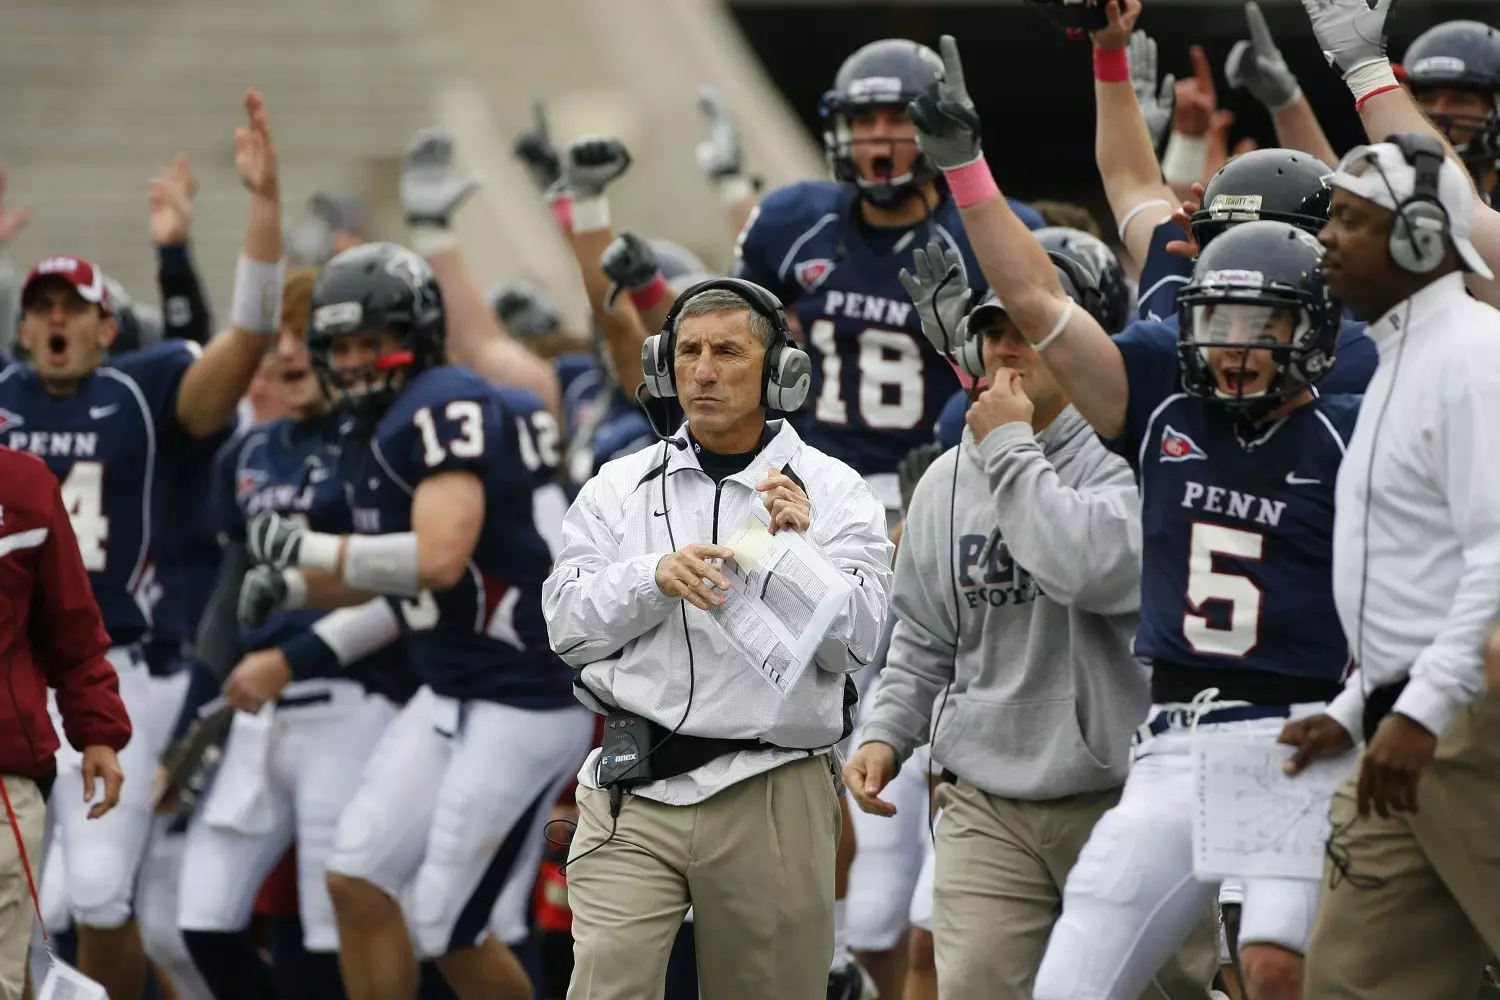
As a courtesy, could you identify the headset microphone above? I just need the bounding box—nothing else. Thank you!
[634,382,687,449]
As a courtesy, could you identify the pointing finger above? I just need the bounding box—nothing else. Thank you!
[1245,1,1277,55]
[1189,45,1216,98]
[938,35,968,100]
[531,100,550,137]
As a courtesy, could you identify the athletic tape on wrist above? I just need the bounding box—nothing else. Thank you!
[570,196,611,233]
[1161,132,1209,186]
[283,569,309,611]
[229,254,286,335]
[410,224,459,257]
[716,175,756,202]
[1093,46,1131,83]
[341,533,422,598]
[297,532,342,574]
[311,598,401,667]
[943,159,999,210]
[1346,60,1400,110]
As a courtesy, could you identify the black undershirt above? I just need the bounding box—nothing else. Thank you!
[1150,662,1344,707]
[688,425,774,484]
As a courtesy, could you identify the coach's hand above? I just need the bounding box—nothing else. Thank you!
[1358,713,1438,819]
[239,565,291,627]
[845,742,901,817]
[967,369,1033,443]
[225,648,294,715]
[656,544,734,611]
[757,466,811,535]
[248,512,304,569]
[81,746,124,820]
[1278,712,1354,775]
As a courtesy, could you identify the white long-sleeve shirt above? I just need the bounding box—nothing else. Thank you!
[1328,273,1500,741]
[542,419,893,804]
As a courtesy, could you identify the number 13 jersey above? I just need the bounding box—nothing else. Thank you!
[732,180,1042,478]
[1107,321,1360,693]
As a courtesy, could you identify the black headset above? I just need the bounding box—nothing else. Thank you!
[1381,132,1451,275]
[640,277,812,412]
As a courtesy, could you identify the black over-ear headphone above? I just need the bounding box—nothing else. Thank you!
[1382,132,1450,275]
[952,252,1102,378]
[640,277,812,412]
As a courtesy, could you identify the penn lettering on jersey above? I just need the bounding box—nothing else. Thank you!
[339,366,572,708]
[732,180,1043,475]
[1106,321,1360,686]
[212,412,407,697]
[0,342,198,646]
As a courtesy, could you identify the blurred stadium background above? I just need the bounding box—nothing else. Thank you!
[2,0,1491,332]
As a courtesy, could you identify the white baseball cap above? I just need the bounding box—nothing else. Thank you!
[1328,141,1494,281]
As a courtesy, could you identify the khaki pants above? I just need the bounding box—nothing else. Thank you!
[1,776,45,1000]
[1305,692,1500,999]
[932,779,1219,1000]
[566,754,841,1000]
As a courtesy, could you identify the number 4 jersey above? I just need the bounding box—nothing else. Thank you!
[1108,321,1360,700]
[339,366,573,708]
[733,180,1043,482]
[0,342,200,646]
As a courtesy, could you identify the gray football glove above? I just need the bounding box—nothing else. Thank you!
[238,566,290,628]
[1226,2,1302,112]
[906,35,983,172]
[898,238,973,358]
[513,100,562,193]
[563,137,632,199]
[1128,32,1177,154]
[402,127,480,228]
[695,87,744,183]
[1298,0,1395,75]
[247,512,304,569]
[601,230,663,310]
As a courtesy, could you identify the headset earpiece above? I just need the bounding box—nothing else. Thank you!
[639,276,811,411]
[954,313,987,379]
[1384,132,1451,275]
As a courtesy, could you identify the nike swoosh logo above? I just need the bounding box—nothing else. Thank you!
[653,509,667,517]
[89,404,119,419]
[1285,472,1321,486]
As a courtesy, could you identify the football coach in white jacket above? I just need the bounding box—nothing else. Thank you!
[845,282,1216,1000]
[543,278,893,1000]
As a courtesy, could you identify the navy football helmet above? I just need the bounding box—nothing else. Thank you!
[1034,227,1131,333]
[819,39,943,209]
[307,242,445,422]
[1189,149,1333,251]
[1177,221,1341,422]
[1402,21,1500,177]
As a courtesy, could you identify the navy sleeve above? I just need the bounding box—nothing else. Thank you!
[730,194,801,304]
[1007,197,1046,232]
[1135,219,1194,322]
[1320,320,1378,395]
[936,389,968,450]
[209,430,248,545]
[1105,319,1183,469]
[111,340,201,440]
[279,631,341,680]
[156,243,213,345]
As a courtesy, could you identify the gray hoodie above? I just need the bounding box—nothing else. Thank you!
[859,406,1151,799]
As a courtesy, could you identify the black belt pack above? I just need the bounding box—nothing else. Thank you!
[597,708,784,788]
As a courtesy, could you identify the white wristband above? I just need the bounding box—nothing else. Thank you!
[716,175,756,202]
[1032,301,1074,354]
[310,598,401,666]
[410,223,459,257]
[570,195,611,233]
[1161,132,1209,186]
[282,569,308,611]
[341,532,422,599]
[230,254,286,335]
[298,532,343,574]
[1344,58,1399,104]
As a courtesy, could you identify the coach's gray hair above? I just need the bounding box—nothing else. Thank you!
[674,288,778,350]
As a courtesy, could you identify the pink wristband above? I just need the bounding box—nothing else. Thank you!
[548,194,573,232]
[943,159,999,210]
[1093,46,1131,83]
[628,275,669,312]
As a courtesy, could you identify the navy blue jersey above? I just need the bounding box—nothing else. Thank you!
[1136,220,1193,322]
[149,419,239,661]
[340,367,572,707]
[554,352,603,442]
[492,384,568,558]
[1107,321,1361,687]
[0,342,198,645]
[212,412,407,696]
[733,180,1042,475]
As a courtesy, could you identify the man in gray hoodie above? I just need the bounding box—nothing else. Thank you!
[845,264,1217,1000]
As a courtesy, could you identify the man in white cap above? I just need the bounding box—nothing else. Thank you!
[1279,133,1500,998]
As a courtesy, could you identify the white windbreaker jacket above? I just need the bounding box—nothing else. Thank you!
[542,419,893,804]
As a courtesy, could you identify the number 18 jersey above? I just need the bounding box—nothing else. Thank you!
[733,180,1042,477]
[1107,321,1360,691]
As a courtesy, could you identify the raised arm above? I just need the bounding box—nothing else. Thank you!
[908,35,1131,438]
[149,154,215,345]
[1225,1,1338,167]
[175,89,284,438]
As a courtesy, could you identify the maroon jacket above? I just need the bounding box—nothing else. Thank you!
[0,446,129,780]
